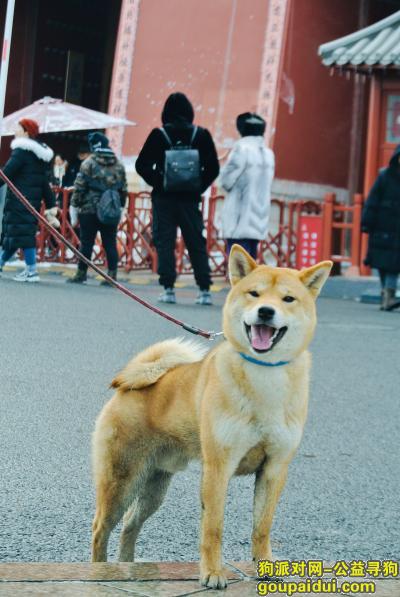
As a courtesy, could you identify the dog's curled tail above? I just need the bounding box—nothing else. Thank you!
[111,338,208,392]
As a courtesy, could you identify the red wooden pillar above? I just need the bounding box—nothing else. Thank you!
[360,75,381,275]
[322,193,335,261]
[126,192,135,272]
[60,188,69,263]
[257,0,292,146]
[346,193,363,276]
[106,0,140,156]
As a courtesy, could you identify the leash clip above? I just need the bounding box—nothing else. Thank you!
[208,330,224,341]
[181,324,224,341]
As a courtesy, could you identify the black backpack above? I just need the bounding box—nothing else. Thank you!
[160,126,202,193]
[96,186,122,225]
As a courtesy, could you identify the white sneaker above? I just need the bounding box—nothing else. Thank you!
[195,290,213,306]
[13,269,40,283]
[158,288,176,304]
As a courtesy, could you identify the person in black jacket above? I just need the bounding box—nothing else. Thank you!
[362,144,400,311]
[0,118,55,282]
[135,92,219,305]
[68,143,91,189]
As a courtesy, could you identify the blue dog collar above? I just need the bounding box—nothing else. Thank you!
[238,352,290,367]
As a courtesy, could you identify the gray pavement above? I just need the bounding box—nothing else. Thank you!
[0,270,399,564]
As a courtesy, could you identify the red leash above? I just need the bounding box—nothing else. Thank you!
[0,168,223,340]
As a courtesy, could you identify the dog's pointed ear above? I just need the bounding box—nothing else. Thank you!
[229,244,257,286]
[299,261,333,298]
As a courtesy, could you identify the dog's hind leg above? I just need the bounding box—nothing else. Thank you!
[119,470,172,561]
[92,451,151,562]
[92,478,126,562]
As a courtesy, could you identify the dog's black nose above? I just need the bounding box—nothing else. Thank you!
[258,306,275,321]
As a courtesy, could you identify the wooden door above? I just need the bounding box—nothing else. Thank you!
[361,78,400,275]
[378,85,400,168]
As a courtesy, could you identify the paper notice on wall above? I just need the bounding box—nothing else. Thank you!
[280,72,295,115]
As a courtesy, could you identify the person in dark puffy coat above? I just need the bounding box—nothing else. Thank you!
[362,144,400,311]
[0,118,55,282]
[67,132,128,285]
[135,92,219,305]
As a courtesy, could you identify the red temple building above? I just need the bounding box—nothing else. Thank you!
[1,0,400,202]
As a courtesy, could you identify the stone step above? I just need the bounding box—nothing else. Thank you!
[0,562,398,596]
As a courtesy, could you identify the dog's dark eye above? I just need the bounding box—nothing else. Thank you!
[248,290,259,298]
[283,295,296,303]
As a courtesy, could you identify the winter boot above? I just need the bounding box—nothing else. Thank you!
[67,269,87,284]
[100,269,117,286]
[382,288,400,311]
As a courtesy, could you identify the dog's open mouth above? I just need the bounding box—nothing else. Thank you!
[245,324,288,353]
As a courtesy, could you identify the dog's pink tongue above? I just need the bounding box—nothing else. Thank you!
[250,325,273,350]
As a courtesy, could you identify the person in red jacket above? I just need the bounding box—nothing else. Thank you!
[0,118,55,282]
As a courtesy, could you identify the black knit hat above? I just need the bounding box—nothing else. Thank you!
[161,92,194,126]
[389,144,400,169]
[78,142,90,154]
[236,113,266,137]
[88,132,110,152]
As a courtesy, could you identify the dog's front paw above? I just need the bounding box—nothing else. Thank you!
[200,569,228,590]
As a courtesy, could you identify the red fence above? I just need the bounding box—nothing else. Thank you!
[33,189,365,275]
[321,192,363,274]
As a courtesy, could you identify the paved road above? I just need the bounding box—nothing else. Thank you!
[0,270,399,564]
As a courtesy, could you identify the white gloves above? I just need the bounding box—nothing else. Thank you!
[44,207,61,229]
[69,206,79,227]
[120,207,127,224]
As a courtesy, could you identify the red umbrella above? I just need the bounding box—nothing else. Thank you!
[0,96,136,136]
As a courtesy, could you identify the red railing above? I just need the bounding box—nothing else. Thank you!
[31,188,365,275]
[321,192,363,274]
[172,194,322,274]
[37,187,80,264]
[258,199,322,268]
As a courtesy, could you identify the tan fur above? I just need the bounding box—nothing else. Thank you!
[91,245,332,590]
[111,338,207,390]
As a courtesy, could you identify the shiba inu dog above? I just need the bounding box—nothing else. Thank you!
[91,245,332,590]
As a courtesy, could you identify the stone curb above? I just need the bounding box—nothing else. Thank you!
[0,562,398,596]
[2,263,386,301]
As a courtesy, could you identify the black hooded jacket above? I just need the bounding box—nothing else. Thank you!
[135,93,219,198]
[362,145,400,272]
[0,137,55,251]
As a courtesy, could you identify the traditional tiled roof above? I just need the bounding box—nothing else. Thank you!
[318,10,400,68]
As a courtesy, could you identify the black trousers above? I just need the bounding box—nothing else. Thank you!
[152,196,211,289]
[78,213,118,272]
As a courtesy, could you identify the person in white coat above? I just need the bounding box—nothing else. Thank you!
[220,113,275,259]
